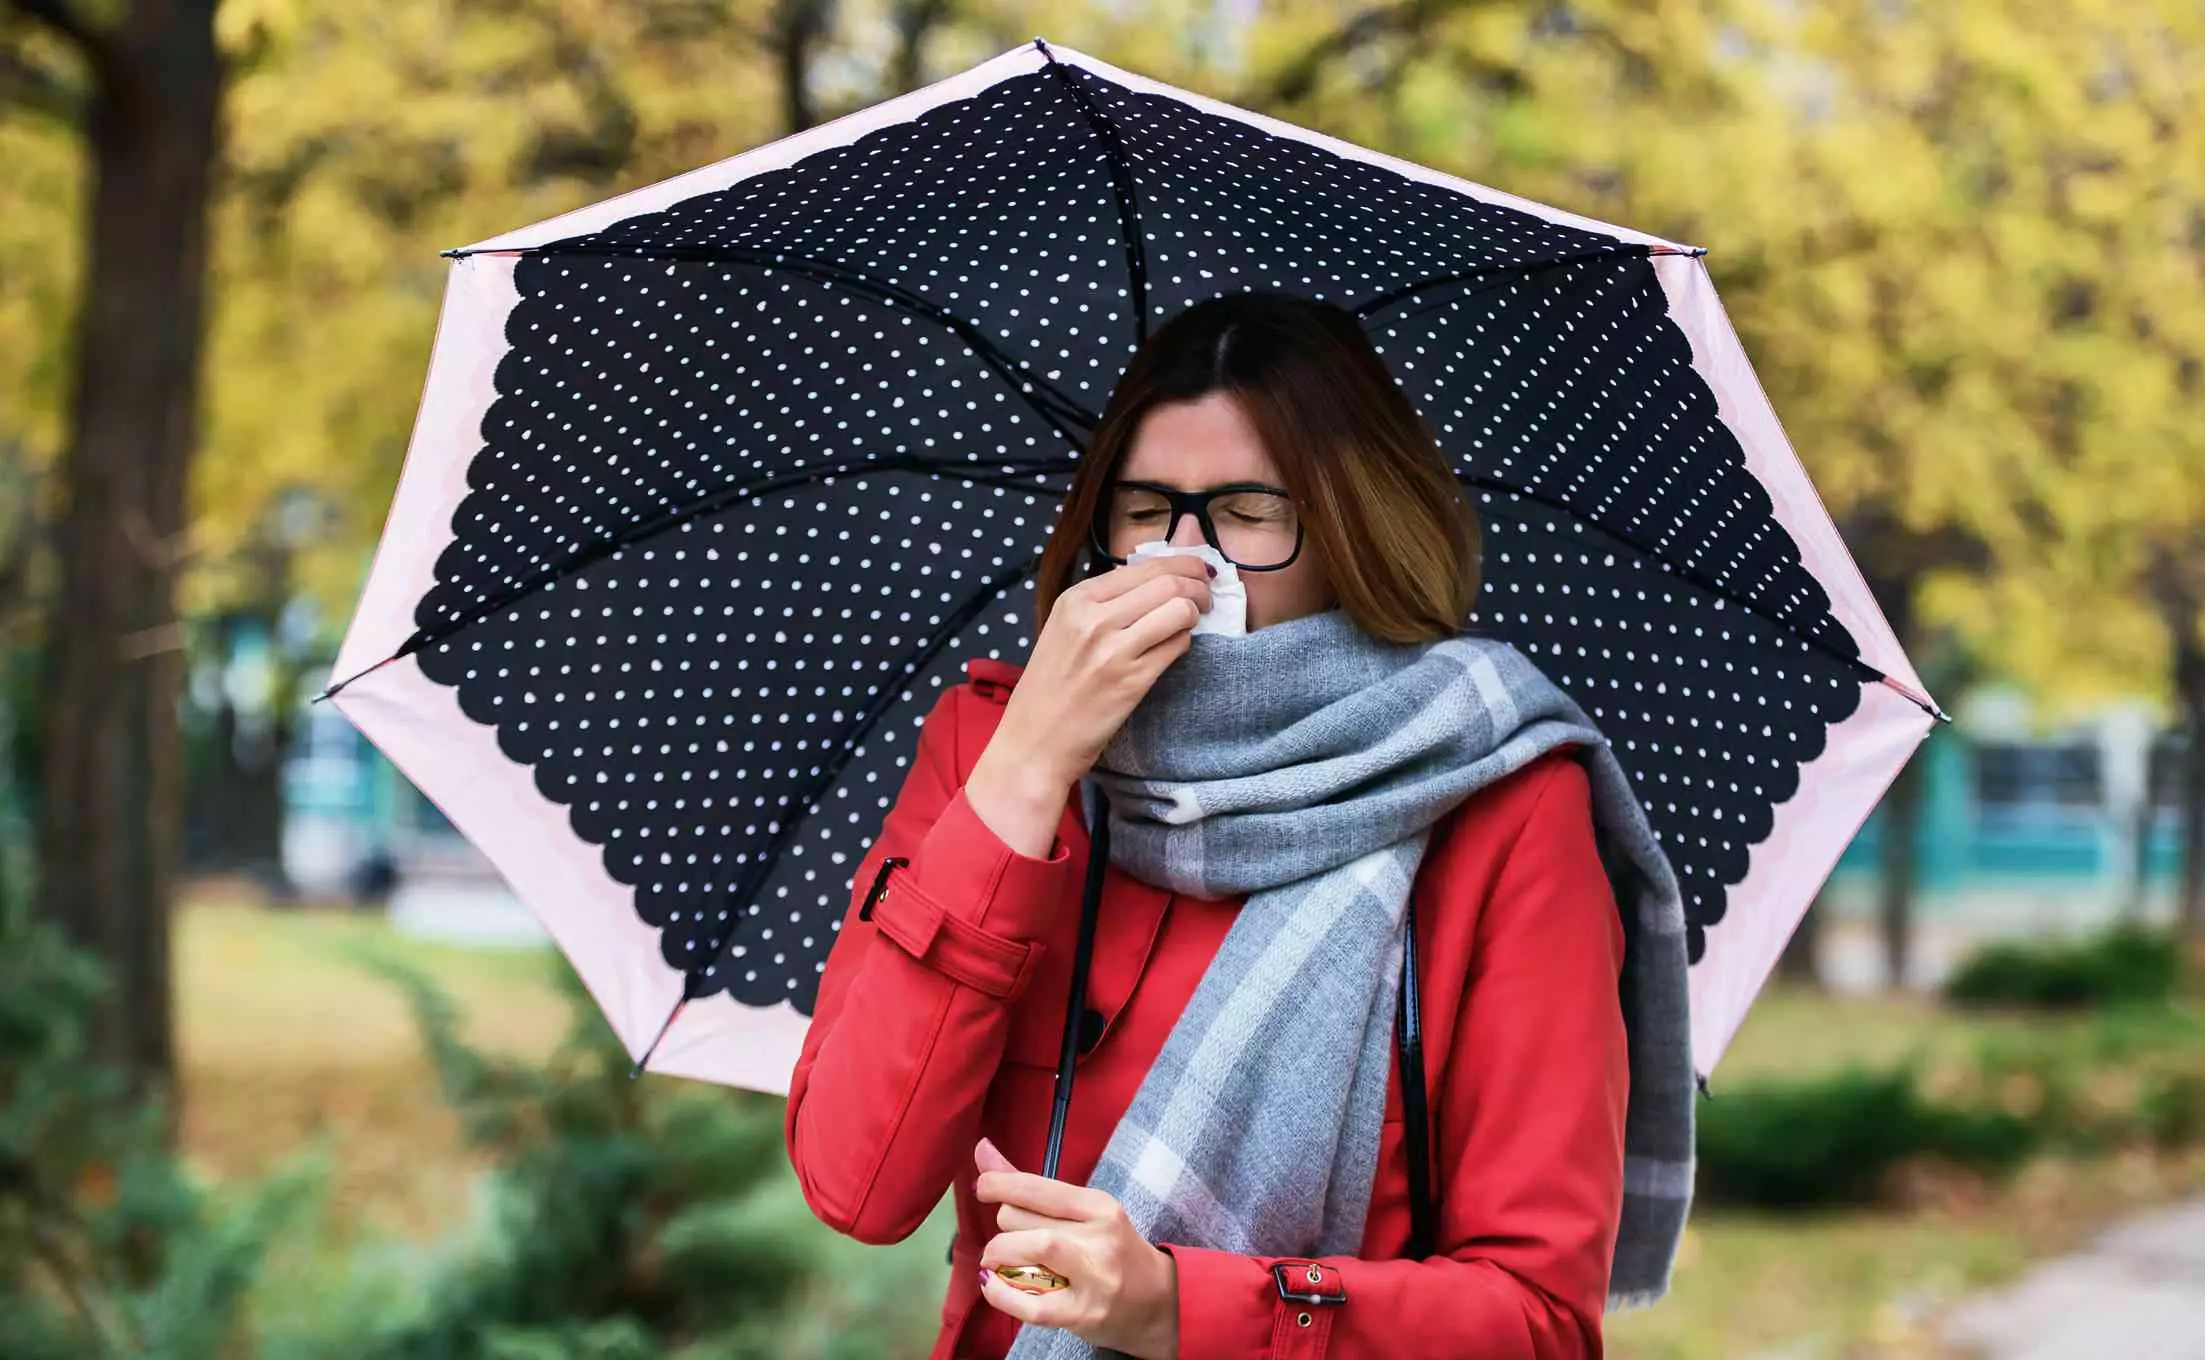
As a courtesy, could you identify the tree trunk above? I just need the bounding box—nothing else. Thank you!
[887,0,953,95]
[1879,743,1926,990]
[182,597,298,896]
[184,695,293,889]
[1853,543,1931,993]
[2147,544,2204,947]
[2124,785,2156,922]
[30,0,224,1102]
[1776,891,1824,988]
[769,0,834,134]
[2176,641,2205,946]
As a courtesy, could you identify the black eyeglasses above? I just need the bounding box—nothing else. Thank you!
[1090,479,1306,571]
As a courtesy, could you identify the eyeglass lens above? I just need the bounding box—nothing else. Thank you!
[1099,484,1300,569]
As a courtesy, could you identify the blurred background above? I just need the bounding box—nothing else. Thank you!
[1,1,2200,1357]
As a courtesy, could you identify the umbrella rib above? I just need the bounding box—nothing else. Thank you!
[1036,38,1153,348]
[1349,256,1937,717]
[1347,244,1700,325]
[680,550,1044,1003]
[448,239,1100,438]
[315,453,1070,701]
[1453,470,1938,713]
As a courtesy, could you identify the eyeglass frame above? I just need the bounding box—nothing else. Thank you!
[1087,478,1307,572]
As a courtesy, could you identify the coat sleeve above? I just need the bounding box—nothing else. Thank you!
[784,685,1078,1245]
[1156,755,1631,1359]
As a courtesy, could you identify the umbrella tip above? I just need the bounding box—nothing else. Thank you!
[629,996,689,1079]
[317,653,400,702]
[1032,36,1054,60]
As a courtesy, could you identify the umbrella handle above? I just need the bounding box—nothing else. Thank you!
[1042,778,1110,1180]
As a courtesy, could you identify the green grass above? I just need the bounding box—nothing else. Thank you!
[1608,986,2205,1358]
[1607,1149,2205,1359]
[176,902,2201,1359]
[1713,986,2047,1086]
[177,900,569,1240]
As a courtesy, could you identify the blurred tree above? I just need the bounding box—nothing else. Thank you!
[4,0,1025,1058]
[1,0,971,1100]
[192,0,988,889]
[2159,549,2205,940]
[193,0,986,625]
[1882,1,2205,942]
[767,0,838,131]
[195,0,788,627]
[179,527,311,893]
[0,0,224,1100]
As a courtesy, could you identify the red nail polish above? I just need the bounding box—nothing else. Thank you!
[1205,563,1217,577]
[978,1267,993,1288]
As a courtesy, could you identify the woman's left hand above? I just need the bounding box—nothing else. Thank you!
[972,1137,1179,1360]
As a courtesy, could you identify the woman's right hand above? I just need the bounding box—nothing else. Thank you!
[961,557,1213,857]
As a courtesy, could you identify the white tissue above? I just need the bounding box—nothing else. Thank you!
[1127,540,1247,637]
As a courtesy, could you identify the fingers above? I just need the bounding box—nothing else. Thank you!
[1132,624,1198,672]
[992,1200,1061,1233]
[1080,554,1211,605]
[980,1225,1073,1273]
[975,1169,1121,1223]
[1096,569,1210,635]
[972,1142,1079,1230]
[1118,590,1204,657]
[974,1136,1017,1175]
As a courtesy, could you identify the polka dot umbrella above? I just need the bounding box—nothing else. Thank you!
[324,37,1944,1095]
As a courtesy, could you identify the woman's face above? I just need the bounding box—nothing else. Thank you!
[1115,391,1334,632]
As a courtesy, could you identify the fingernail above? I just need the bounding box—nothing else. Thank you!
[1205,563,1217,577]
[978,1267,993,1289]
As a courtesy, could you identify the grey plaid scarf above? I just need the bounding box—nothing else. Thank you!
[1003,606,1694,1360]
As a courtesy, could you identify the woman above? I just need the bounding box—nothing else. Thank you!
[785,292,1683,1359]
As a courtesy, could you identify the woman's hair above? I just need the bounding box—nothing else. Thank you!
[1031,291,1481,645]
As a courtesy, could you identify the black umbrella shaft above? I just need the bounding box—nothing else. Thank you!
[1044,778,1111,1180]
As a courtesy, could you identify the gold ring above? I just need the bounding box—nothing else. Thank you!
[994,1263,1072,1293]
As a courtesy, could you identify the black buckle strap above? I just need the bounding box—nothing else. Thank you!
[857,856,908,921]
[1273,1261,1347,1307]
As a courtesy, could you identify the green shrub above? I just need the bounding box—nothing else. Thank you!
[1697,1002,2205,1211]
[2139,1070,2205,1148]
[1953,1003,2205,1154]
[281,952,839,1360]
[1696,1065,2036,1209]
[0,898,324,1359]
[1942,924,2184,1011]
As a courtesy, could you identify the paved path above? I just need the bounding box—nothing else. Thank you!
[1938,1195,2205,1359]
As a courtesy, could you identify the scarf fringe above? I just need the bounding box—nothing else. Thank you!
[1606,1283,1674,1313]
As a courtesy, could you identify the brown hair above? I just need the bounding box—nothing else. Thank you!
[1032,291,1480,645]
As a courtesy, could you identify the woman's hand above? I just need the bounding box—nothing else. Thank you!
[963,555,1212,858]
[972,1137,1179,1360]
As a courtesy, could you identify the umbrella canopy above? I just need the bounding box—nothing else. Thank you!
[328,37,1939,1095]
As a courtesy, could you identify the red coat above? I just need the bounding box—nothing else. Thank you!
[785,655,1631,1358]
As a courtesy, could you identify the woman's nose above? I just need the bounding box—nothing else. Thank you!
[1169,513,1207,549]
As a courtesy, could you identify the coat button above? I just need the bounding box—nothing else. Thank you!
[1076,1007,1106,1054]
